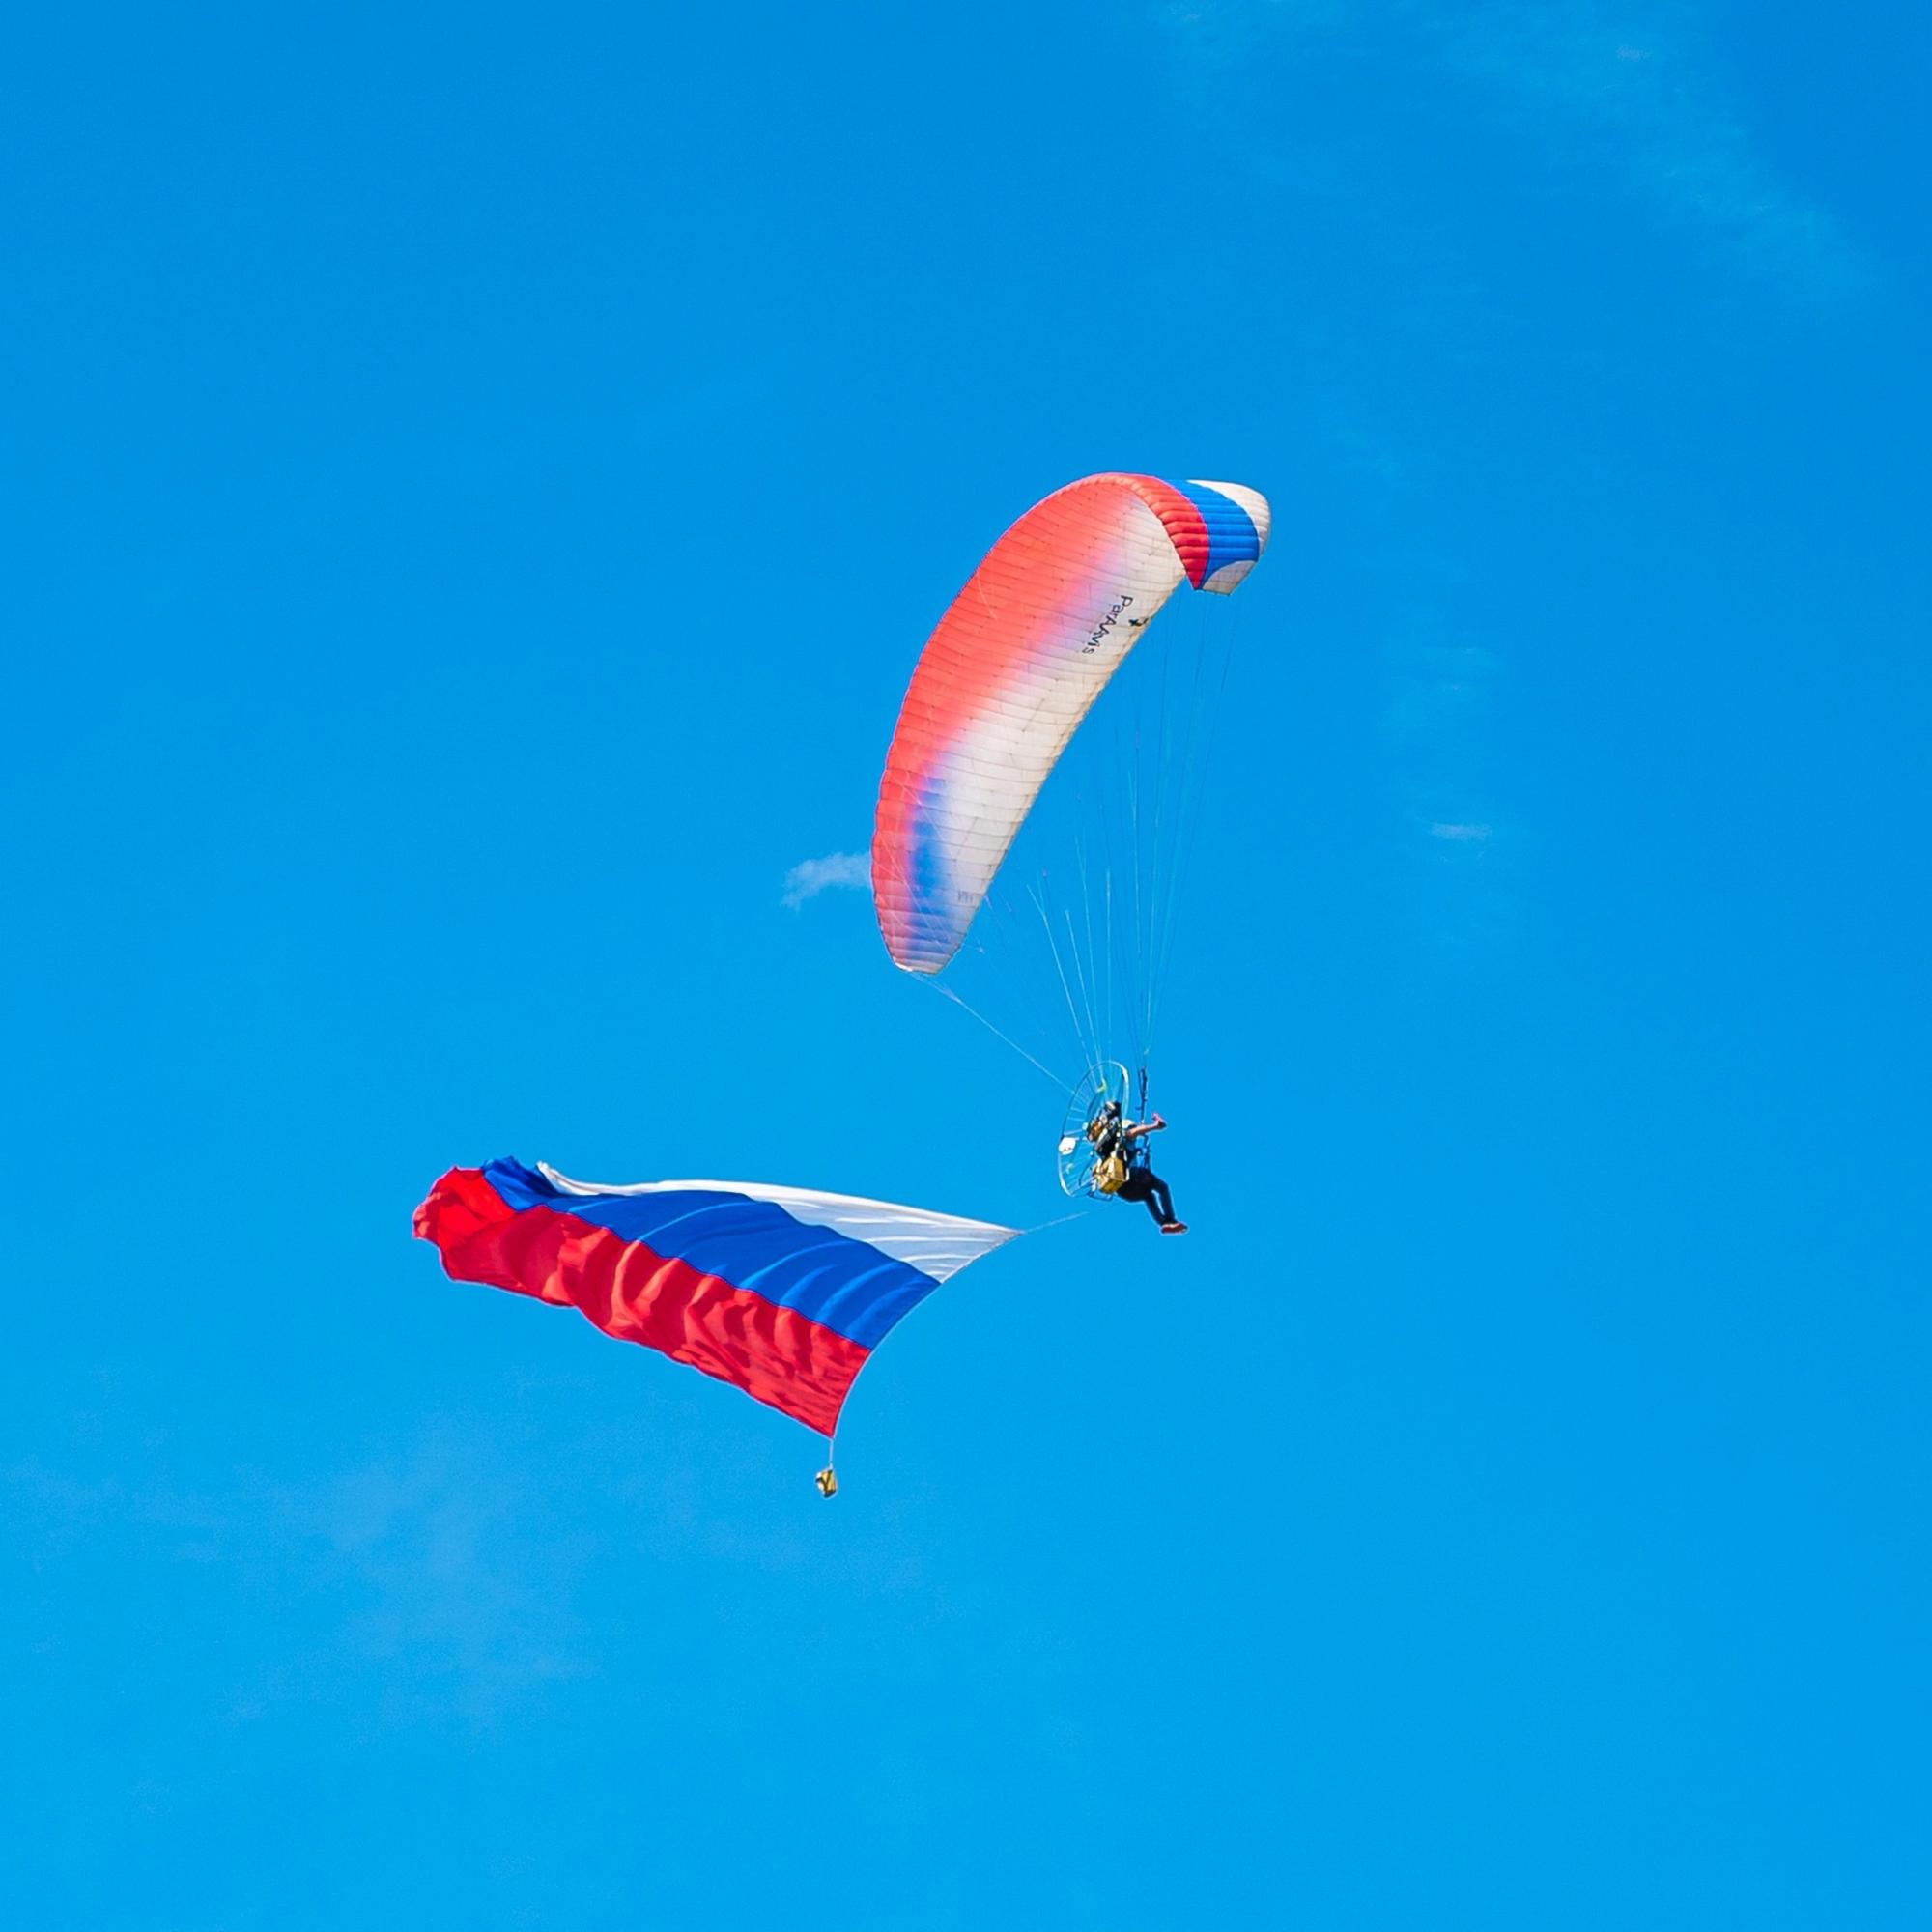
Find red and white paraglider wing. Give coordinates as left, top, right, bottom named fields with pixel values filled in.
left=872, top=473, right=1269, bottom=974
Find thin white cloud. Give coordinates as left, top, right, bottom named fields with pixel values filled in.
left=286, top=1427, right=595, bottom=1728
left=1378, top=612, right=1514, bottom=948
left=781, top=849, right=870, bottom=910
left=1429, top=2, right=1861, bottom=292
left=1161, top=0, right=1865, bottom=296
left=4, top=1438, right=592, bottom=1733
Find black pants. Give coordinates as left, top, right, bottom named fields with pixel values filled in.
left=1118, top=1168, right=1177, bottom=1227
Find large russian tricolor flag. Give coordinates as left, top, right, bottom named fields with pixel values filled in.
left=413, top=1159, right=1018, bottom=1438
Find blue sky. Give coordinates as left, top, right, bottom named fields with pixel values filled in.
left=5, top=2, right=1928, bottom=1925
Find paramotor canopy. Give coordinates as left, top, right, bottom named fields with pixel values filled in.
left=873, top=473, right=1269, bottom=976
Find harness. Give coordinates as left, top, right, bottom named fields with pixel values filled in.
left=1087, top=1113, right=1143, bottom=1196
